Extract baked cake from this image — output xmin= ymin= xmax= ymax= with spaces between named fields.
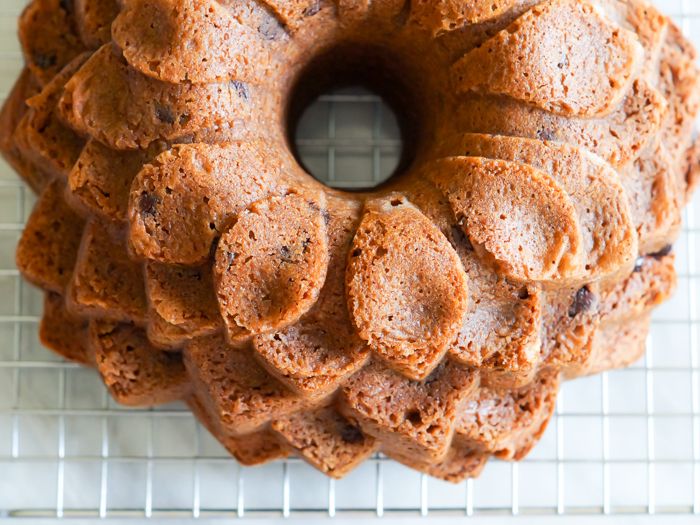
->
xmin=2 ymin=0 xmax=698 ymax=481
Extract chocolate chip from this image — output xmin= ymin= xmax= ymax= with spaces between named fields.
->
xmin=537 ymin=128 xmax=556 ymax=141
xmin=258 ymin=16 xmax=285 ymax=41
xmin=393 ymin=0 xmax=411 ymax=26
xmin=518 ymin=287 xmax=530 ymax=300
xmin=423 ymin=367 xmax=442 ymax=386
xmin=33 ymin=52 xmax=57 ymax=70
xmin=450 ymin=225 xmax=473 ymax=251
xmin=154 ymin=104 xmax=175 ymax=124
xmin=231 ymin=80 xmax=250 ymax=101
xmin=303 ymin=1 xmax=321 ymax=17
xmin=633 ymin=257 xmax=644 ymax=273
xmin=650 ymin=244 xmax=672 ymax=260
xmin=163 ymin=351 xmax=184 ymax=365
xmin=280 ymin=245 xmax=293 ymax=262
xmin=225 ymin=251 xmax=238 ymax=270
xmin=59 ymin=0 xmax=74 ymax=14
xmin=339 ymin=423 xmax=364 ymax=444
xmin=139 ymin=192 xmax=159 ymax=217
xmin=568 ymin=286 xmax=596 ymax=318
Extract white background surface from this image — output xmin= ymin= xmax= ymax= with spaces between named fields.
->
xmin=1 ymin=0 xmax=700 ymax=522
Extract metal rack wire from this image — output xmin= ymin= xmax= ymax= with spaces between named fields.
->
xmin=1 ymin=0 xmax=700 ymax=520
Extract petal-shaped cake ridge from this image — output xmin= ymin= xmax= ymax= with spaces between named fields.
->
xmin=456 ymin=370 xmax=559 ymax=460
xmin=13 ymin=54 xmax=88 ymax=180
xmin=16 ymin=179 xmax=85 ymax=293
xmin=546 ymin=251 xmax=676 ymax=377
xmin=253 ymin=197 xmax=369 ymax=397
xmin=147 ymin=313 xmax=193 ymax=351
xmin=622 ymin=141 xmax=682 ymax=254
xmin=404 ymin=180 xmax=544 ymax=387
xmin=112 ymin=0 xmax=269 ymax=84
xmin=75 ymin=0 xmax=120 ymax=49
xmin=601 ymin=0 xmax=669 ymax=81
xmin=187 ymin=394 xmax=290 ymax=465
xmin=439 ymin=219 xmax=543 ymax=381
xmin=541 ymin=284 xmax=601 ymax=375
xmin=67 ymin=139 xmax=165 ymax=223
xmin=340 ymin=360 xmax=479 ymax=463
xmin=659 ymin=26 xmax=700 ymax=189
xmin=4 ymin=0 xmax=700 ymax=482
xmin=214 ymin=191 xmax=330 ymax=341
xmin=452 ymin=0 xmax=643 ymax=117
xmin=185 ymin=334 xmax=310 ymax=436
xmin=410 ymin=0 xmax=519 ymax=35
xmin=145 ymin=262 xmax=223 ymax=337
xmin=391 ymin=444 xmax=488 ymax=483
xmin=128 ymin=141 xmax=284 ymax=264
xmin=0 ymin=69 xmax=41 ymax=186
xmin=584 ymin=314 xmax=651 ymax=376
xmin=346 ymin=195 xmax=469 ymax=380
xmin=252 ymin=286 xmax=368 ymax=396
xmin=437 ymin=134 xmax=639 ymax=279
xmin=272 ymin=406 xmax=378 ymax=478
xmin=90 ymin=320 xmax=190 ymax=406
xmin=598 ymin=252 xmax=676 ymax=324
xmin=429 ymin=156 xmax=584 ymax=283
xmin=59 ymin=44 xmax=256 ymax=149
xmin=685 ymin=139 xmax=700 ymax=203
xmin=452 ymin=79 xmax=667 ymax=169
xmin=19 ymin=0 xmax=86 ymax=86
xmin=41 ymin=292 xmax=92 ymax=366
xmin=67 ymin=220 xmax=148 ymax=324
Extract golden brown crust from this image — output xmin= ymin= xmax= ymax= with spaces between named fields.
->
xmin=90 ymin=320 xmax=190 ymax=406
xmin=16 ymin=179 xmax=85 ymax=293
xmin=19 ymin=0 xmax=86 ymax=86
xmin=0 ymin=68 xmax=50 ymax=192
xmin=112 ymin=0 xmax=269 ymax=83
xmin=456 ymin=370 xmax=559 ymax=459
xmin=40 ymin=292 xmax=93 ymax=366
xmin=272 ymin=406 xmax=378 ymax=478
xmin=452 ymin=0 xmax=643 ymax=117
xmin=67 ymin=139 xmax=164 ymax=223
xmin=128 ymin=142 xmax=285 ymax=264
xmin=74 ymin=0 xmax=120 ymax=49
xmin=58 ymin=45 xmax=257 ymax=149
xmin=340 ymin=360 xmax=479 ymax=463
xmin=214 ymin=192 xmax=330 ymax=341
xmin=184 ymin=335 xmax=312 ymax=436
xmin=430 ymin=156 xmax=584 ymax=283
xmin=66 ymin=221 xmax=149 ymax=324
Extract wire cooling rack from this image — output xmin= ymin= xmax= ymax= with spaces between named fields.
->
xmin=1 ymin=0 xmax=700 ymax=521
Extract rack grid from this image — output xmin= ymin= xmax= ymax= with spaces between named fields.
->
xmin=1 ymin=0 xmax=700 ymax=520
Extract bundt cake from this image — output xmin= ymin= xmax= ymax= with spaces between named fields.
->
xmin=2 ymin=0 xmax=698 ymax=481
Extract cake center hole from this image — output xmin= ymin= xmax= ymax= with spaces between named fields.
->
xmin=294 ymin=86 xmax=403 ymax=190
